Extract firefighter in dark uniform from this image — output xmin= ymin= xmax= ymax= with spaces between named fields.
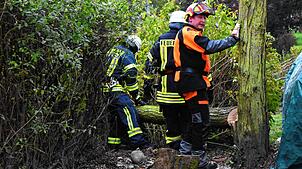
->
xmin=173 ymin=2 xmax=240 ymax=169
xmin=104 ymin=35 xmax=150 ymax=149
xmin=145 ymin=11 xmax=190 ymax=150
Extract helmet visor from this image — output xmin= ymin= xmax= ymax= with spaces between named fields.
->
xmin=193 ymin=3 xmax=213 ymax=16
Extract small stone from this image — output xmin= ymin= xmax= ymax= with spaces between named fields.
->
xmin=130 ymin=149 xmax=146 ymax=164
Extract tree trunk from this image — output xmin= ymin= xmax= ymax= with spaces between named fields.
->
xmin=137 ymin=105 xmax=234 ymax=127
xmin=236 ymin=0 xmax=269 ymax=168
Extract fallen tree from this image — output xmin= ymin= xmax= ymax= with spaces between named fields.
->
xmin=137 ymin=105 xmax=235 ymax=127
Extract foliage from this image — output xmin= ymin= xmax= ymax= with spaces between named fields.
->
xmin=293 ymin=32 xmax=302 ymax=46
xmin=100 ymin=0 xmax=147 ymax=43
xmin=204 ymin=3 xmax=239 ymax=107
xmin=0 ymin=0 xmax=128 ymax=167
xmin=269 ymin=113 xmax=282 ymax=144
xmin=290 ymin=45 xmax=302 ymax=58
xmin=265 ymin=34 xmax=284 ymax=113
xmin=136 ymin=0 xmax=179 ymax=95
xmin=137 ymin=1 xmax=179 ymax=63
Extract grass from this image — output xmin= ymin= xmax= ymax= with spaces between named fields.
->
xmin=293 ymin=32 xmax=302 ymax=46
xmin=270 ymin=113 xmax=283 ymax=144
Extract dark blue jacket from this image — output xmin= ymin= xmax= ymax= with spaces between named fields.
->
xmin=145 ymin=23 xmax=185 ymax=104
xmin=105 ymin=45 xmax=139 ymax=99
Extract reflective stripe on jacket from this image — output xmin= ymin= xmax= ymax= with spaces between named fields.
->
xmin=104 ymin=45 xmax=138 ymax=96
xmin=148 ymin=23 xmax=185 ymax=104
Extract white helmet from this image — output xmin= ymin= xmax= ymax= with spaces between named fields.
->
xmin=126 ymin=35 xmax=142 ymax=50
xmin=169 ymin=10 xmax=186 ymax=23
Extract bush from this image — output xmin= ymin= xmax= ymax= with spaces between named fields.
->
xmin=0 ymin=0 xmax=123 ymax=167
xmin=265 ymin=34 xmax=284 ymax=113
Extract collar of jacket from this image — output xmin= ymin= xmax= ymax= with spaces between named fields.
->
xmin=184 ymin=23 xmax=204 ymax=32
xmin=117 ymin=45 xmax=132 ymax=53
xmin=169 ymin=22 xmax=184 ymax=30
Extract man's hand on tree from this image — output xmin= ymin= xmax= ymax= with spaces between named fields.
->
xmin=231 ymin=23 xmax=240 ymax=39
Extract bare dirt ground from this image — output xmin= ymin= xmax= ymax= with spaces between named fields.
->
xmin=83 ymin=125 xmax=279 ymax=169
xmin=89 ymin=141 xmax=279 ymax=169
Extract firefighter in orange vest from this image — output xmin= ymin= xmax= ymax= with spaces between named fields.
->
xmin=173 ymin=2 xmax=240 ymax=169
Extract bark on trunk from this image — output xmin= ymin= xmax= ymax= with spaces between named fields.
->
xmin=236 ymin=0 xmax=269 ymax=168
xmin=137 ymin=105 xmax=234 ymax=127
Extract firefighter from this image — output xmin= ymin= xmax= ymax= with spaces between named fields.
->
xmin=104 ymin=35 xmax=150 ymax=149
xmin=173 ymin=2 xmax=240 ymax=169
xmin=144 ymin=11 xmax=190 ymax=150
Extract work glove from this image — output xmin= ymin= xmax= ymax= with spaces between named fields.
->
xmin=135 ymin=99 xmax=147 ymax=106
xmin=231 ymin=23 xmax=240 ymax=40
xmin=134 ymin=95 xmax=147 ymax=106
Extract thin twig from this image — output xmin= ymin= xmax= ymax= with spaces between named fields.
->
xmin=207 ymin=141 xmax=236 ymax=149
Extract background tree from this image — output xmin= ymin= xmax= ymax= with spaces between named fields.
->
xmin=267 ymin=0 xmax=302 ymax=54
xmin=213 ymin=0 xmax=302 ymax=54
xmin=236 ymin=0 xmax=269 ymax=168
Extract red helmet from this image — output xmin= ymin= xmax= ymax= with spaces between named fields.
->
xmin=185 ymin=2 xmax=214 ymax=20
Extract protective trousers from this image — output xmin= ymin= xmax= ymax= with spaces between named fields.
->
xmin=179 ymin=89 xmax=210 ymax=167
xmin=107 ymin=93 xmax=146 ymax=147
xmin=160 ymin=104 xmax=190 ymax=150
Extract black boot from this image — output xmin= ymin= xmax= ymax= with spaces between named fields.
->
xmin=179 ymin=140 xmax=192 ymax=155
xmin=192 ymin=150 xmax=217 ymax=169
xmin=167 ymin=140 xmax=181 ymax=151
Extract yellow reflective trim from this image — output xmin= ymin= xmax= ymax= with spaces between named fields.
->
xmin=207 ymin=73 xmax=212 ymax=82
xmin=128 ymin=127 xmax=143 ymax=137
xmin=156 ymin=90 xmax=185 ymax=103
xmin=156 ymin=98 xmax=186 ymax=104
xmin=123 ymin=107 xmax=134 ymax=130
xmin=143 ymin=74 xmax=154 ymax=80
xmin=123 ymin=64 xmax=136 ymax=73
xmin=111 ymin=85 xmax=124 ymax=92
xmin=156 ymin=97 xmax=185 ymax=101
xmin=101 ymin=86 xmax=110 ymax=92
xmin=125 ymin=82 xmax=138 ymax=91
xmin=160 ymin=40 xmax=174 ymax=71
xmin=157 ymin=91 xmax=183 ymax=97
xmin=108 ymin=137 xmax=121 ymax=144
xmin=161 ymin=75 xmax=167 ymax=93
xmin=156 ymin=95 xmax=184 ymax=100
xmin=165 ymin=135 xmax=182 ymax=144
xmin=160 ymin=41 xmax=165 ymax=71
xmin=106 ymin=56 xmax=119 ymax=77
xmin=147 ymin=52 xmax=153 ymax=62
xmin=156 ymin=96 xmax=184 ymax=100
xmin=106 ymin=48 xmax=124 ymax=77
xmin=157 ymin=100 xmax=186 ymax=104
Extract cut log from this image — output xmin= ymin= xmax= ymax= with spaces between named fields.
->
xmin=174 ymin=154 xmax=199 ymax=169
xmin=152 ymin=148 xmax=177 ymax=169
xmin=152 ymin=148 xmax=199 ymax=169
xmin=137 ymin=105 xmax=235 ymax=127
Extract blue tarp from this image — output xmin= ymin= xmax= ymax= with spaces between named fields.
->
xmin=274 ymin=52 xmax=302 ymax=169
